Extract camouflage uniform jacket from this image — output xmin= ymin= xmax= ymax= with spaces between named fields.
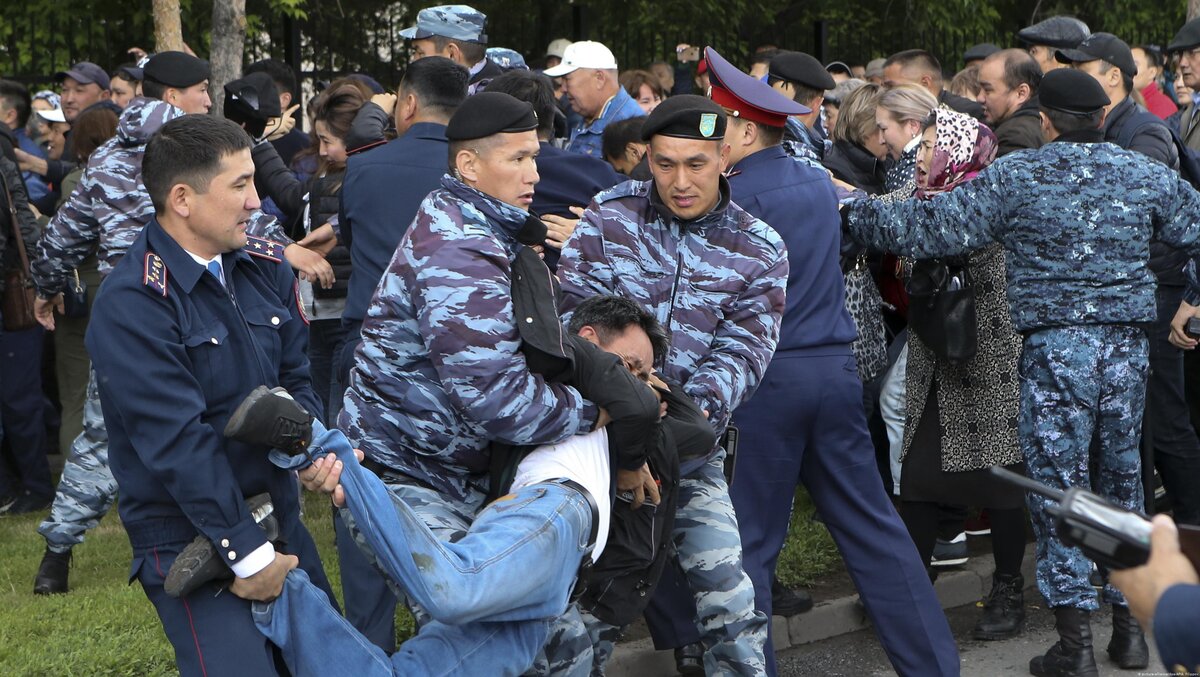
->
xmin=31 ymin=97 xmax=288 ymax=296
xmin=845 ymin=131 xmax=1200 ymax=333
xmin=340 ymin=175 xmax=598 ymax=500
xmin=558 ymin=178 xmax=788 ymax=460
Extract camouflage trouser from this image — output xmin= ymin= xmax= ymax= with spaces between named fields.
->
xmin=526 ymin=609 xmax=619 ymax=677
xmin=580 ymin=611 xmax=622 ymax=677
xmin=38 ymin=370 xmax=115 ymax=553
xmin=1021 ymin=325 xmax=1148 ymax=610
xmin=535 ymin=452 xmax=767 ymax=676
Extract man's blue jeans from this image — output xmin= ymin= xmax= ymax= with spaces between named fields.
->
xmin=256 ymin=420 xmax=594 ymax=673
xmin=254 ymin=568 xmax=550 ymax=677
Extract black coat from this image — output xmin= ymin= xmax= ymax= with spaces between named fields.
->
xmin=0 ymin=153 xmax=40 ymax=291
xmin=995 ymin=97 xmax=1045 ymax=157
xmin=823 ymin=140 xmax=886 ymax=195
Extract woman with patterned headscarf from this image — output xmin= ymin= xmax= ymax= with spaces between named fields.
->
xmin=896 ymin=108 xmax=1029 ymax=642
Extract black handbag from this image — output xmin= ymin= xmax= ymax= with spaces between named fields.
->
xmin=61 ymin=268 xmax=88 ymax=319
xmin=906 ymin=258 xmax=978 ymax=364
xmin=1 ymin=176 xmax=37 ymax=332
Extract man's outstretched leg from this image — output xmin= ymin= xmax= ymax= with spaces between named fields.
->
xmin=228 ymin=386 xmax=595 ymax=625
xmin=254 ymin=569 xmax=551 ymax=677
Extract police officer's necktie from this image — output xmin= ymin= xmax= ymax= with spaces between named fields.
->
xmin=206 ymin=260 xmax=224 ymax=287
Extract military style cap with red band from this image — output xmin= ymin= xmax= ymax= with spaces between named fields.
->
xmin=704 ymin=46 xmax=809 ymax=128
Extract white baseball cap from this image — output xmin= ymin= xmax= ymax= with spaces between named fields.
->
xmin=543 ymin=41 xmax=618 ymax=76
xmin=37 ymin=108 xmax=67 ymax=123
xmin=546 ymin=38 xmax=572 ymax=59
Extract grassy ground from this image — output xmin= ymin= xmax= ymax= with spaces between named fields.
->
xmin=0 ymin=487 xmax=836 ymax=674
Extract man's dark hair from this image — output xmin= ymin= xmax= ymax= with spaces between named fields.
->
xmin=245 ymin=59 xmax=298 ymax=98
xmin=141 ymin=78 xmax=167 ymax=101
xmin=1040 ymin=107 xmax=1104 ymax=135
xmin=567 ymin=295 xmax=670 ymax=362
xmin=0 ymin=79 xmax=32 ymax=129
xmin=602 ymin=116 xmax=647 ymax=163
xmin=766 ymin=76 xmax=823 ymax=107
xmin=485 ymin=70 xmax=557 ymax=140
xmin=755 ymin=121 xmax=785 ymax=146
xmin=401 ymin=56 xmax=469 ymax=119
xmin=143 ymin=115 xmax=252 ymax=213
xmin=751 ymin=48 xmax=780 ymax=67
xmin=431 ymin=36 xmax=486 ymax=66
xmin=993 ymin=49 xmax=1042 ymax=95
xmin=885 ymin=49 xmax=944 ymax=84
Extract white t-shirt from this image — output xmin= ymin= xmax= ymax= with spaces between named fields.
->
xmin=510 ymin=429 xmax=611 ymax=562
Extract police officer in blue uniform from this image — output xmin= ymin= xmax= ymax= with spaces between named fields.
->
xmin=707 ymin=47 xmax=961 ymax=677
xmin=85 ymin=114 xmax=334 ymax=676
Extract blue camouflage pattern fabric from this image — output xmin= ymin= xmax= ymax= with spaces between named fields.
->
xmin=338 ymin=175 xmax=597 ymax=501
xmin=1021 ymin=326 xmax=1147 ymax=610
xmin=556 ymin=177 xmax=783 ymax=676
xmin=399 ymin=4 xmax=487 ymax=43
xmin=37 ymin=372 xmax=114 ymax=552
xmin=845 ymin=139 xmax=1200 ymax=332
xmin=782 ymin=116 xmax=826 ymax=171
xmin=30 ymin=97 xmax=289 ymax=296
xmin=559 ymin=178 xmax=788 ymax=442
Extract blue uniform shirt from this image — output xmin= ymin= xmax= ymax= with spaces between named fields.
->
xmin=728 ymin=146 xmax=857 ymax=353
xmin=341 ymin=122 xmax=450 ymax=322
xmin=565 ymin=88 xmax=645 ymax=159
xmin=86 ymin=221 xmax=321 ymax=567
xmin=531 ymin=141 xmax=624 ymax=271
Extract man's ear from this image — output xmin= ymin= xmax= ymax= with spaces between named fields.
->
xmin=625 ymin=142 xmax=645 ymax=161
xmin=166 ymin=182 xmax=194 ymax=219
xmin=1015 ymin=83 xmax=1032 ymax=106
xmin=577 ymin=325 xmax=600 ymax=346
xmin=456 ymin=148 xmax=479 ymax=183
xmin=399 ymin=92 xmax=418 ymax=121
xmin=718 ymin=139 xmax=731 ymax=171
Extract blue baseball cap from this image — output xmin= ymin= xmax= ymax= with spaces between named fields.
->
xmin=55 ymin=62 xmax=111 ymax=90
xmin=400 ymin=5 xmax=487 ymax=44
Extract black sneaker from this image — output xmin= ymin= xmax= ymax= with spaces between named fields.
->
xmin=771 ymin=575 xmax=814 ymax=616
xmin=673 ymin=643 xmax=704 ymax=677
xmin=224 ymin=386 xmax=314 ymax=455
xmin=930 ymin=532 xmax=969 ymax=567
xmin=7 ymin=493 xmax=53 ymax=515
xmin=163 ymin=494 xmax=278 ymax=598
xmin=33 ymin=547 xmax=71 ymax=595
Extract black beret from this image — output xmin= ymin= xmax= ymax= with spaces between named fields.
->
xmin=1039 ymin=69 xmax=1110 ymax=116
xmin=963 ymin=43 xmax=1001 ymax=63
xmin=143 ymin=51 xmax=211 ymax=88
xmin=1055 ymin=33 xmax=1136 ymax=77
xmin=1170 ymin=17 xmax=1200 ymax=53
xmin=446 ymin=92 xmax=538 ymax=141
xmin=769 ymin=51 xmax=836 ymax=90
xmin=1017 ymin=16 xmax=1090 ymax=49
xmin=224 ymin=72 xmax=282 ymax=120
xmin=640 ymin=95 xmax=726 ymax=141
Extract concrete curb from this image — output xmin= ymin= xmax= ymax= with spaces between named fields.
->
xmin=606 ymin=550 xmax=1039 ymax=676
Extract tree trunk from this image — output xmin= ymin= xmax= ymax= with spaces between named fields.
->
xmin=1191 ymin=0 xmax=1200 ymax=22
xmin=152 ymin=0 xmax=184 ymax=52
xmin=210 ymin=0 xmax=248 ymax=118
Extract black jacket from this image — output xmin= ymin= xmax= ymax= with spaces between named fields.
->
xmin=823 ymin=140 xmax=886 ymax=195
xmin=939 ymin=90 xmax=985 ymax=121
xmin=0 ymin=153 xmax=42 ymax=292
xmin=995 ymin=97 xmax=1045 ymax=157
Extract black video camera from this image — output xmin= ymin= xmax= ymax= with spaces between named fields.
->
xmin=991 ymin=467 xmax=1200 ymax=570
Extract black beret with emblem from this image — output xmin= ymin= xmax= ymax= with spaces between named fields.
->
xmin=143 ymin=51 xmax=211 ymax=88
xmin=446 ymin=91 xmax=538 ymax=141
xmin=1039 ymin=68 xmax=1110 ymax=116
xmin=769 ymin=51 xmax=836 ymax=90
xmin=640 ymin=94 xmax=726 ymax=141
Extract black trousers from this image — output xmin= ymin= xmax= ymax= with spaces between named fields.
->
xmin=1143 ymin=285 xmax=1200 ymax=526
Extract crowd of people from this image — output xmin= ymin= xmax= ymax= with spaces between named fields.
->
xmin=2 ymin=4 xmax=1200 ymax=676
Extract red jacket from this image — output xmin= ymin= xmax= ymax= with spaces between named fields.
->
xmin=1141 ymin=82 xmax=1179 ymax=120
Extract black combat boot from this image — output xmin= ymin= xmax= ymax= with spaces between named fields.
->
xmin=1029 ymin=607 xmax=1098 ymax=677
xmin=972 ymin=572 xmax=1025 ymax=640
xmin=771 ymin=575 xmax=814 ymax=616
xmin=33 ymin=547 xmax=71 ymax=595
xmin=1106 ymin=604 xmax=1149 ymax=669
xmin=224 ymin=385 xmax=314 ymax=455
xmin=163 ymin=493 xmax=279 ymax=598
xmin=673 ymin=642 xmax=704 ymax=677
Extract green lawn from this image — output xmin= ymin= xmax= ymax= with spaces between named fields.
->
xmin=0 ymin=487 xmax=836 ymax=674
